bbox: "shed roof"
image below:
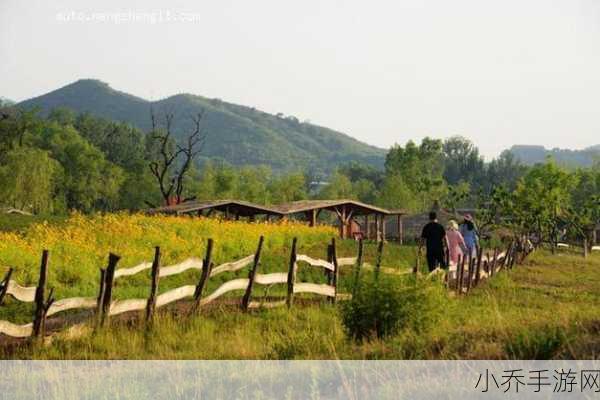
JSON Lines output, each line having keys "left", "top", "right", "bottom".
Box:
{"left": 273, "top": 199, "right": 391, "bottom": 216}
{"left": 148, "top": 200, "right": 284, "bottom": 217}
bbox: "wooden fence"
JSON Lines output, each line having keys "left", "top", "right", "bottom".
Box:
{"left": 0, "top": 236, "right": 528, "bottom": 342}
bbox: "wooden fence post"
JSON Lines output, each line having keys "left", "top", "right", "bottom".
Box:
{"left": 510, "top": 244, "right": 518, "bottom": 269}
{"left": 352, "top": 239, "right": 364, "bottom": 295}
{"left": 145, "top": 246, "right": 161, "bottom": 326}
{"left": 504, "top": 243, "right": 513, "bottom": 269}
{"left": 455, "top": 255, "right": 463, "bottom": 295}
{"left": 491, "top": 248, "right": 498, "bottom": 277}
{"left": 100, "top": 253, "right": 120, "bottom": 327}
{"left": 95, "top": 268, "right": 106, "bottom": 327}
{"left": 375, "top": 240, "right": 384, "bottom": 280}
{"left": 475, "top": 248, "right": 483, "bottom": 286}
{"left": 32, "top": 250, "right": 52, "bottom": 339}
{"left": 193, "top": 238, "right": 214, "bottom": 311}
{"left": 413, "top": 245, "right": 421, "bottom": 276}
{"left": 242, "top": 236, "right": 264, "bottom": 310}
{"left": 584, "top": 237, "right": 588, "bottom": 259}
{"left": 286, "top": 238, "right": 298, "bottom": 308}
{"left": 0, "top": 267, "right": 14, "bottom": 306}
{"left": 331, "top": 238, "right": 339, "bottom": 304}
{"left": 32, "top": 250, "right": 48, "bottom": 337}
{"left": 468, "top": 255, "right": 476, "bottom": 292}
{"left": 326, "top": 244, "right": 333, "bottom": 286}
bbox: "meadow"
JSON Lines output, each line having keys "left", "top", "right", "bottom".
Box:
{"left": 1, "top": 214, "right": 599, "bottom": 360}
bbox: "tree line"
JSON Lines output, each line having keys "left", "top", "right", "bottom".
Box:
{"left": 0, "top": 106, "right": 598, "bottom": 248}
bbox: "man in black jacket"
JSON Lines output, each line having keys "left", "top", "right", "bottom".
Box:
{"left": 421, "top": 212, "right": 447, "bottom": 271}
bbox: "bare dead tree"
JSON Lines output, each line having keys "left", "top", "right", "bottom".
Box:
{"left": 148, "top": 107, "right": 207, "bottom": 206}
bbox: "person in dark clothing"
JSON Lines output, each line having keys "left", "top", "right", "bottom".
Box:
{"left": 421, "top": 212, "right": 447, "bottom": 271}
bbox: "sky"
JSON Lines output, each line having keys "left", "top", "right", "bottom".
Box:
{"left": 1, "top": 0, "right": 600, "bottom": 159}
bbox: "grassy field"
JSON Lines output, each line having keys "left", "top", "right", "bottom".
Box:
{"left": 1, "top": 214, "right": 599, "bottom": 359}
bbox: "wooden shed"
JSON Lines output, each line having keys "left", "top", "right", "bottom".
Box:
{"left": 273, "top": 200, "right": 398, "bottom": 240}
{"left": 148, "top": 199, "right": 406, "bottom": 241}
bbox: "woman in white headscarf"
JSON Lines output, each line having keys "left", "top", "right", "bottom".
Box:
{"left": 446, "top": 219, "right": 467, "bottom": 266}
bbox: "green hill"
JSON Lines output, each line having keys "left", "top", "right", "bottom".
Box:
{"left": 17, "top": 79, "right": 386, "bottom": 173}
{"left": 509, "top": 144, "right": 600, "bottom": 167}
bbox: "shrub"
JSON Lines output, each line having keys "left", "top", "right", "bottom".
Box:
{"left": 341, "top": 275, "right": 447, "bottom": 341}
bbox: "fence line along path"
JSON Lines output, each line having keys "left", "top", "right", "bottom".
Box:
{"left": 0, "top": 236, "right": 527, "bottom": 341}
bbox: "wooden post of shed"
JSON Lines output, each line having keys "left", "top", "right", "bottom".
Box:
{"left": 145, "top": 246, "right": 161, "bottom": 327}
{"left": 286, "top": 238, "right": 298, "bottom": 308}
{"left": 242, "top": 236, "right": 264, "bottom": 310}
{"left": 375, "top": 214, "right": 381, "bottom": 242}
{"left": 365, "top": 215, "right": 370, "bottom": 239}
{"left": 381, "top": 214, "right": 387, "bottom": 241}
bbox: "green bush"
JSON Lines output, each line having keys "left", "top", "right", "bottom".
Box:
{"left": 341, "top": 276, "right": 447, "bottom": 341}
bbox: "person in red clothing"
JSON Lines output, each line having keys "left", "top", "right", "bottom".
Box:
{"left": 446, "top": 219, "right": 467, "bottom": 266}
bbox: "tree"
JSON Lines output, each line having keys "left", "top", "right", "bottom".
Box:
{"left": 442, "top": 136, "right": 485, "bottom": 187}
{"left": 147, "top": 109, "right": 207, "bottom": 205}
{"left": 318, "top": 171, "right": 355, "bottom": 199}
{"left": 38, "top": 123, "right": 125, "bottom": 212}
{"left": 384, "top": 137, "right": 446, "bottom": 211}
{"left": 0, "top": 147, "right": 60, "bottom": 213}
{"left": 484, "top": 150, "right": 528, "bottom": 192}
{"left": 513, "top": 161, "right": 572, "bottom": 251}
{"left": 568, "top": 168, "right": 600, "bottom": 249}
{"left": 377, "top": 174, "right": 418, "bottom": 211}
{"left": 443, "top": 181, "right": 471, "bottom": 214}
{"left": 238, "top": 166, "right": 271, "bottom": 203}
{"left": 268, "top": 172, "right": 308, "bottom": 204}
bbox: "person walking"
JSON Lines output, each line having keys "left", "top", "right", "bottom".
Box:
{"left": 460, "top": 214, "right": 479, "bottom": 259}
{"left": 446, "top": 219, "right": 467, "bottom": 266}
{"left": 421, "top": 211, "right": 447, "bottom": 272}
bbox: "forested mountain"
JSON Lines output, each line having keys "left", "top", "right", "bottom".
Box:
{"left": 17, "top": 79, "right": 386, "bottom": 173}
{"left": 508, "top": 144, "right": 600, "bottom": 167}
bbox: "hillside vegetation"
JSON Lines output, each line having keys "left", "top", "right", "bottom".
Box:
{"left": 17, "top": 79, "right": 386, "bottom": 173}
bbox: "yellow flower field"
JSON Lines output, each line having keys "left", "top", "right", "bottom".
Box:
{"left": 0, "top": 213, "right": 338, "bottom": 299}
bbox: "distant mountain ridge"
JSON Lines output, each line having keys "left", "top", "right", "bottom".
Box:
{"left": 17, "top": 79, "right": 386, "bottom": 173}
{"left": 508, "top": 144, "right": 600, "bottom": 167}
